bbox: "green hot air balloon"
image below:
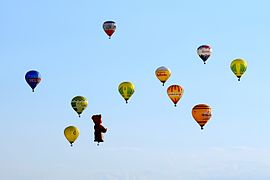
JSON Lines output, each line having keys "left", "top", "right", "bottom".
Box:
{"left": 71, "top": 96, "right": 88, "bottom": 117}
{"left": 118, "top": 82, "right": 135, "bottom": 103}
{"left": 230, "top": 58, "right": 248, "bottom": 81}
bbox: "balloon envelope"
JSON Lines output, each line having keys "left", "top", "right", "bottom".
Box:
{"left": 155, "top": 66, "right": 171, "bottom": 86}
{"left": 118, "top": 82, "right": 135, "bottom": 103}
{"left": 230, "top": 58, "right": 248, "bottom": 81}
{"left": 192, "top": 104, "right": 212, "bottom": 130}
{"left": 71, "top": 96, "right": 88, "bottom": 117}
{"left": 197, "top": 45, "right": 212, "bottom": 64}
{"left": 167, "top": 85, "right": 184, "bottom": 106}
{"left": 25, "top": 70, "right": 41, "bottom": 92}
{"left": 64, "top": 126, "right": 80, "bottom": 146}
{"left": 103, "top": 21, "right": 116, "bottom": 39}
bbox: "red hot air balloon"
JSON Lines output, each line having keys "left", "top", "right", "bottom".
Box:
{"left": 103, "top": 21, "right": 116, "bottom": 39}
{"left": 197, "top": 45, "right": 212, "bottom": 64}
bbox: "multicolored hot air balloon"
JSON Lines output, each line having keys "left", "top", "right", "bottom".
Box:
{"left": 155, "top": 66, "right": 171, "bottom": 86}
{"left": 167, "top": 85, "right": 184, "bottom": 107}
{"left": 25, "top": 70, "right": 41, "bottom": 92}
{"left": 103, "top": 21, "right": 116, "bottom": 39}
{"left": 197, "top": 45, "right": 212, "bottom": 64}
{"left": 64, "top": 126, "right": 80, "bottom": 147}
{"left": 71, "top": 96, "right": 88, "bottom": 117}
{"left": 230, "top": 58, "right": 248, "bottom": 81}
{"left": 192, "top": 104, "right": 212, "bottom": 130}
{"left": 118, "top": 81, "right": 135, "bottom": 103}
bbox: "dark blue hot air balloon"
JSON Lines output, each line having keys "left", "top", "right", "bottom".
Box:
{"left": 25, "top": 70, "right": 41, "bottom": 92}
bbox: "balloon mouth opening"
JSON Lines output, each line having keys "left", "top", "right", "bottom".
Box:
{"left": 237, "top": 76, "right": 241, "bottom": 81}
{"left": 161, "top": 81, "right": 165, "bottom": 86}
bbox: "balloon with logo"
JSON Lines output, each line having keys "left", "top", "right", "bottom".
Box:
{"left": 103, "top": 21, "right": 116, "bottom": 39}
{"left": 71, "top": 96, "right": 88, "bottom": 117}
{"left": 25, "top": 70, "right": 41, "bottom": 92}
{"left": 197, "top": 45, "right": 212, "bottom": 64}
{"left": 155, "top": 66, "right": 171, "bottom": 86}
{"left": 192, "top": 104, "right": 212, "bottom": 130}
{"left": 118, "top": 81, "right": 135, "bottom": 103}
{"left": 167, "top": 85, "right": 184, "bottom": 107}
{"left": 230, "top": 58, "right": 248, "bottom": 81}
{"left": 64, "top": 126, "right": 80, "bottom": 147}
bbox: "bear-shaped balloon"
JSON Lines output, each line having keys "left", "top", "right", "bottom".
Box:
{"left": 91, "top": 114, "right": 107, "bottom": 145}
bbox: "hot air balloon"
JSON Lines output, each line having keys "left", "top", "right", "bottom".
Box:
{"left": 167, "top": 85, "right": 184, "bottom": 107}
{"left": 103, "top": 21, "right": 116, "bottom": 39}
{"left": 230, "top": 58, "right": 248, "bottom": 81}
{"left": 25, "top": 70, "right": 41, "bottom": 92}
{"left": 192, "top": 104, "right": 212, "bottom": 130}
{"left": 197, "top": 45, "right": 212, "bottom": 64}
{"left": 71, "top": 96, "right": 88, "bottom": 117}
{"left": 155, "top": 66, "right": 171, "bottom": 86}
{"left": 92, "top": 114, "right": 107, "bottom": 146}
{"left": 118, "top": 82, "right": 135, "bottom": 103}
{"left": 64, "top": 126, "right": 80, "bottom": 147}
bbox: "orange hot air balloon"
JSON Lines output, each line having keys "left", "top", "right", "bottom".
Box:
{"left": 167, "top": 85, "right": 184, "bottom": 107}
{"left": 192, "top": 104, "right": 212, "bottom": 130}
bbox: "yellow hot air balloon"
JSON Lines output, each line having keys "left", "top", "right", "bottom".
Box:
{"left": 230, "top": 58, "right": 248, "bottom": 81}
{"left": 155, "top": 66, "right": 171, "bottom": 86}
{"left": 64, "top": 126, "right": 80, "bottom": 146}
{"left": 167, "top": 85, "right": 184, "bottom": 106}
{"left": 71, "top": 96, "right": 88, "bottom": 117}
{"left": 192, "top": 104, "right": 212, "bottom": 130}
{"left": 118, "top": 82, "right": 135, "bottom": 103}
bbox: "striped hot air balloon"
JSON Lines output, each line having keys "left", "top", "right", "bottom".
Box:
{"left": 192, "top": 104, "right": 212, "bottom": 130}
{"left": 167, "top": 85, "right": 184, "bottom": 107}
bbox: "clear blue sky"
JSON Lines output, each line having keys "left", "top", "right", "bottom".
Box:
{"left": 1, "top": 0, "right": 270, "bottom": 179}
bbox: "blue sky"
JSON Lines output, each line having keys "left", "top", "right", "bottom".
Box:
{"left": 1, "top": 0, "right": 270, "bottom": 179}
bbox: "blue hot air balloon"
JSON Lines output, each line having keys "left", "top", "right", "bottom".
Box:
{"left": 25, "top": 70, "right": 41, "bottom": 92}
